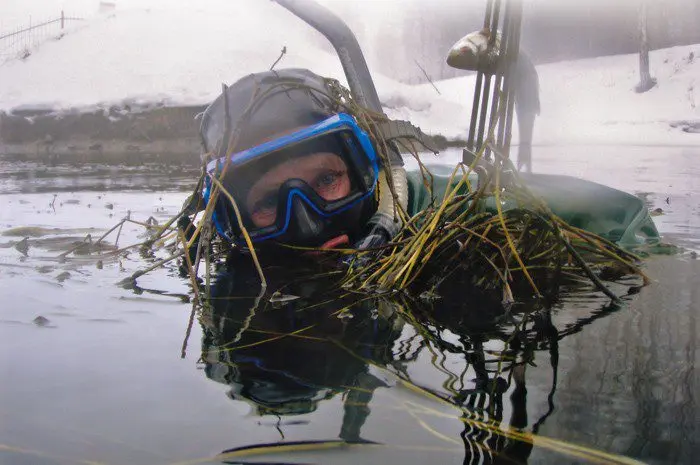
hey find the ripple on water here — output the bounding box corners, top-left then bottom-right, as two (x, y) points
(0, 153), (697, 465)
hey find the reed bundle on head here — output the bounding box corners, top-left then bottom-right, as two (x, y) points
(91, 78), (647, 306)
(340, 137), (647, 303)
(334, 75), (647, 301)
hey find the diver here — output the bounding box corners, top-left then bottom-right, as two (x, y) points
(196, 67), (658, 261)
(198, 68), (399, 255)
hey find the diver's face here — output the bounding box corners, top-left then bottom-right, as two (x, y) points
(246, 152), (351, 228)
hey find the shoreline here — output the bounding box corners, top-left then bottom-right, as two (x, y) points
(2, 103), (697, 165)
(0, 104), (469, 163)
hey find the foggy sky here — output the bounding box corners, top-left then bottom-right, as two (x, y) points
(2, 0), (699, 84)
(1, 0), (694, 30)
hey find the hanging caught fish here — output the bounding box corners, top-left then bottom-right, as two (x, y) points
(446, 28), (502, 73)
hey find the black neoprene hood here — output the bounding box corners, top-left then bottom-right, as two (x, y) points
(200, 68), (338, 156)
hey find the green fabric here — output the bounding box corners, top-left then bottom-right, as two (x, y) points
(405, 166), (659, 246)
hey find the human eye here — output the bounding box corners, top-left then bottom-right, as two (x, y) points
(316, 170), (344, 188)
(250, 192), (278, 227)
(313, 169), (351, 201)
(253, 192), (278, 212)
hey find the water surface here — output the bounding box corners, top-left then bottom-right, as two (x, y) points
(0, 146), (698, 465)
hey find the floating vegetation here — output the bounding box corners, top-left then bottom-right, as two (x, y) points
(340, 146), (649, 304)
(57, 78), (651, 310)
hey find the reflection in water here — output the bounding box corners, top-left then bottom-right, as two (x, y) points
(0, 159), (199, 194)
(201, 264), (403, 444)
(198, 259), (654, 464)
(551, 261), (699, 465)
(1, 157), (697, 464)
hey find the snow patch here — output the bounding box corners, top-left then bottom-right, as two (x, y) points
(1, 1), (699, 147)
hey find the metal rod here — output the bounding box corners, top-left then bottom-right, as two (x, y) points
(495, 0), (514, 150)
(273, 0), (380, 112)
(468, 0), (503, 159)
(490, 2), (511, 151)
(466, 73), (484, 153)
(489, 0), (502, 46)
(273, 0), (403, 166)
(483, 0), (494, 29)
(475, 73), (494, 158)
(502, 0), (523, 156)
(476, 0), (502, 158)
(466, 0), (493, 156)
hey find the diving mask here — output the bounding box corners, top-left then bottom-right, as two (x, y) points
(203, 113), (379, 246)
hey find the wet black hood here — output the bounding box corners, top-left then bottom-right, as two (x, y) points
(200, 68), (338, 155)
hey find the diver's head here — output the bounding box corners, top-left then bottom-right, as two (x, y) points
(200, 68), (379, 250)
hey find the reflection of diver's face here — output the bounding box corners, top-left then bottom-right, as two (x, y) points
(246, 153), (352, 228)
(202, 271), (404, 420)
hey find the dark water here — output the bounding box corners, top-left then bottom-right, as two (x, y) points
(0, 147), (698, 465)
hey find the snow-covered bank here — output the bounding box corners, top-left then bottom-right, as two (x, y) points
(418, 45), (700, 145)
(0, 2), (349, 109)
(0, 1), (699, 147)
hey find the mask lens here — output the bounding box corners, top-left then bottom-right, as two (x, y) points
(246, 152), (352, 228)
(207, 115), (378, 243)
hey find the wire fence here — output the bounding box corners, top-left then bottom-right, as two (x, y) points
(0, 11), (84, 63)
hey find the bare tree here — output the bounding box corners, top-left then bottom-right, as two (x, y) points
(635, 0), (657, 93)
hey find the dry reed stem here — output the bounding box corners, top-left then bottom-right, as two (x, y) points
(178, 230), (201, 303)
(208, 176), (267, 289)
(120, 250), (184, 286)
(493, 162), (541, 297)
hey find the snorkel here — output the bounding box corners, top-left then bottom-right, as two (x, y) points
(273, 0), (409, 237)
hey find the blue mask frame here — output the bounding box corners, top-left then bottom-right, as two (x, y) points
(203, 113), (380, 244)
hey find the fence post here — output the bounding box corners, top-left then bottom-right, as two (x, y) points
(61, 10), (65, 29)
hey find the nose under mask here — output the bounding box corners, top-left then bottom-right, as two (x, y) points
(285, 196), (333, 246)
(281, 195), (369, 248)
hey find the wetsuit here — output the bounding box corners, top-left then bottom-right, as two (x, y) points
(405, 166), (659, 247)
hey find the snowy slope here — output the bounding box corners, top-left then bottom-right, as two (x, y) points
(418, 45), (700, 145)
(0, 2), (351, 109)
(0, 0), (698, 146)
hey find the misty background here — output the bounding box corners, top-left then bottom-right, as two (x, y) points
(338, 0), (700, 84)
(2, 0), (699, 85)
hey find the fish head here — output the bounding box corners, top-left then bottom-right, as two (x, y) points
(446, 28), (500, 72)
